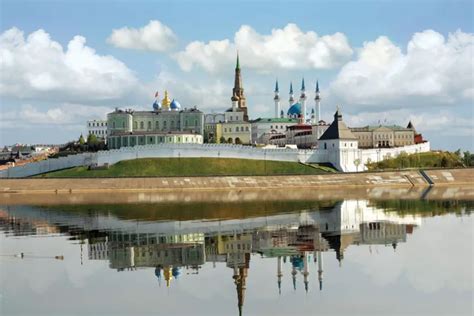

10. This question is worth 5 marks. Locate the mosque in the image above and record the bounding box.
[274,78,322,125]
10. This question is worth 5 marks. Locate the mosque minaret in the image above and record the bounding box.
[299,78,307,123]
[314,80,321,124]
[274,80,280,118]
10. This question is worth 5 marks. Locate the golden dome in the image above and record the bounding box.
[161,90,171,109]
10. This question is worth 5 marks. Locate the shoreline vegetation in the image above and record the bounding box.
[35,158,336,178]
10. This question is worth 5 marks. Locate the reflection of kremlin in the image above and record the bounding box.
[1,200,423,315]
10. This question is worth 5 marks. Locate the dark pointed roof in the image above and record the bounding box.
[236,52,240,70]
[274,79,279,93]
[407,121,415,129]
[289,82,293,94]
[316,80,319,93]
[301,77,305,91]
[319,110,357,140]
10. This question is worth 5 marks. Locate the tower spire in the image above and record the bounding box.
[232,51,247,120]
[301,77,305,91]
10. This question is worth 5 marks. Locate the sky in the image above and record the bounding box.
[0,0,473,150]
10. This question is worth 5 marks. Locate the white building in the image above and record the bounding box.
[87,119,108,141]
[250,117,298,144]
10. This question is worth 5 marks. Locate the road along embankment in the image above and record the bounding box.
[0,168,472,194]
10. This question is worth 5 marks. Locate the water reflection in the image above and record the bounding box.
[0,199,472,315]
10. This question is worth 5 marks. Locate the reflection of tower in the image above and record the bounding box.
[163,266,172,287]
[317,250,323,291]
[277,256,283,294]
[291,262,297,290]
[302,252,309,293]
[233,253,249,316]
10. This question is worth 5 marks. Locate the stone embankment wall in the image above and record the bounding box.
[0,142,431,178]
[0,168,471,194]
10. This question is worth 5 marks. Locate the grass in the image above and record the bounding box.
[36,157,334,178]
[366,151,463,171]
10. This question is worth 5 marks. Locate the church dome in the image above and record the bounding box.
[287,102,302,116]
[153,100,162,111]
[170,99,181,110]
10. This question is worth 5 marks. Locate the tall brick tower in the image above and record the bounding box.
[232,53,248,121]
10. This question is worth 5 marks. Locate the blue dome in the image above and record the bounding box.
[172,267,180,278]
[153,100,162,110]
[287,102,302,116]
[170,99,181,110]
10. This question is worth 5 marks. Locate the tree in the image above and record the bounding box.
[354,158,361,172]
[78,134,85,145]
[219,136,227,144]
[87,133,98,145]
[463,151,473,166]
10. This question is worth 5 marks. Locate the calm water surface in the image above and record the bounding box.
[0,197,472,316]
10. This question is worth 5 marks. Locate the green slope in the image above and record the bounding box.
[37,157,334,178]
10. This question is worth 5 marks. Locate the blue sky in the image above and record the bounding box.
[1,0,473,150]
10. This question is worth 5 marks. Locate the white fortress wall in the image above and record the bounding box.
[0,142,431,177]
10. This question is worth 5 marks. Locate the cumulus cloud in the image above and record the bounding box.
[0,27,138,101]
[1,103,113,128]
[174,23,353,73]
[330,29,474,106]
[107,20,177,52]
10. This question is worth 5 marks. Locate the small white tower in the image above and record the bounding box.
[274,79,280,118]
[314,80,321,124]
[289,82,294,107]
[299,78,307,124]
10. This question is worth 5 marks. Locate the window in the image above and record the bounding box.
[113,122,116,128]
[195,119,198,126]
[163,121,167,129]
[122,122,125,128]
[156,121,159,129]
[140,121,144,129]
[134,121,137,129]
[246,126,249,131]
[171,120,175,128]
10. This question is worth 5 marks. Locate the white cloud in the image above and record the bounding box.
[107,20,177,52]
[0,27,138,101]
[1,103,113,128]
[174,23,353,73]
[330,29,474,106]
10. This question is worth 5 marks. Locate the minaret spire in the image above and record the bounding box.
[289,82,294,106]
[274,79,281,118]
[314,80,321,124]
[299,77,307,124]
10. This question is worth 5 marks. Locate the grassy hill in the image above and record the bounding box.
[366,151,463,171]
[37,157,334,178]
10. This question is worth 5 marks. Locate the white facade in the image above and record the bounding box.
[251,118,298,144]
[87,120,108,140]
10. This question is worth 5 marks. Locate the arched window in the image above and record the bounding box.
[140,121,144,129]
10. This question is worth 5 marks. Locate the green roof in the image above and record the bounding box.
[251,117,298,123]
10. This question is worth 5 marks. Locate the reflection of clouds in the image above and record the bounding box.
[0,235,106,294]
[349,215,472,293]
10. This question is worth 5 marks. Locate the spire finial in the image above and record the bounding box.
[316,80,319,93]
[275,79,279,93]
[236,51,240,70]
[301,77,305,91]
[290,82,293,94]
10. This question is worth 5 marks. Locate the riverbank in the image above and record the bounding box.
[0,168,472,194]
